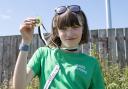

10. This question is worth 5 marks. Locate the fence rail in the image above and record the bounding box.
[0,28,128,88]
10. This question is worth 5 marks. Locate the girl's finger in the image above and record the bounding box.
[24,18,37,23]
[24,20,36,25]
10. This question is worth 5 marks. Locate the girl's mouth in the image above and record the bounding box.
[66,38,76,40]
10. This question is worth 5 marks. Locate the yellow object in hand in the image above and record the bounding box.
[36,16,42,26]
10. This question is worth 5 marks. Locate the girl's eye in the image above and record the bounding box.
[60,27,68,30]
[72,25,80,28]
[72,27,81,30]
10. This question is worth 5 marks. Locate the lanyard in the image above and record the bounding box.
[36,17,48,45]
[43,65,60,89]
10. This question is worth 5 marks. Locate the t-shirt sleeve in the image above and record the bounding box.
[89,59,105,89]
[27,47,43,77]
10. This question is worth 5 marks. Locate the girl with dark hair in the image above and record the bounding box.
[13,5,105,89]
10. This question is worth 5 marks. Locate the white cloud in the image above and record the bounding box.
[0,9,13,20]
[0,14,11,19]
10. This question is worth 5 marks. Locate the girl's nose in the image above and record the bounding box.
[66,28,74,36]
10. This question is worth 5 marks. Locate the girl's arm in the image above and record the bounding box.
[13,17,37,89]
[13,49,34,89]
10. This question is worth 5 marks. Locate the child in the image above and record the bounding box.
[13,5,105,89]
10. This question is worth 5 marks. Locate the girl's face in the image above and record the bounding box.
[58,26,83,48]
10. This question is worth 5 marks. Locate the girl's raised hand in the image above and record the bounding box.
[20,17,37,44]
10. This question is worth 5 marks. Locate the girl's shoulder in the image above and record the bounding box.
[37,46,49,50]
[36,46,57,54]
[37,46,57,50]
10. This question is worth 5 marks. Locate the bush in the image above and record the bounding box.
[104,65,128,89]
[27,76,39,89]
[90,43,128,89]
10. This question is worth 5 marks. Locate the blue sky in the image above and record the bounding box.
[0,0,128,36]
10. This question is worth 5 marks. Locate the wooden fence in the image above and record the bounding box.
[0,28,128,88]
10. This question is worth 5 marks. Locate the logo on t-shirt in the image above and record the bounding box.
[76,64,87,75]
